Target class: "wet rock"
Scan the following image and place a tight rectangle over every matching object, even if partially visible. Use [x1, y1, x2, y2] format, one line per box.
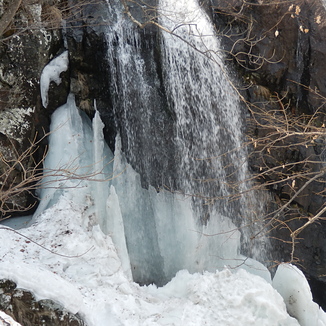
[65, 0, 116, 149]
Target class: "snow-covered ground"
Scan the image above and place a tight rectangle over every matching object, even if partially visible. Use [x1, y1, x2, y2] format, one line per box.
[0, 196, 305, 326]
[0, 311, 22, 326]
[0, 194, 325, 326]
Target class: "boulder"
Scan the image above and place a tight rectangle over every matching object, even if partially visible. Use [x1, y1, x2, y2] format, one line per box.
[0, 279, 86, 326]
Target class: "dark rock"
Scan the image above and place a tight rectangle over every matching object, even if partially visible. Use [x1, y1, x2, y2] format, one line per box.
[65, 0, 116, 149]
[0, 279, 86, 326]
[0, 0, 66, 216]
[213, 0, 326, 307]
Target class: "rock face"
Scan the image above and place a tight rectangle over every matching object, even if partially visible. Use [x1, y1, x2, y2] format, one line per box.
[0, 0, 66, 217]
[65, 0, 115, 148]
[0, 279, 85, 326]
[212, 0, 326, 307]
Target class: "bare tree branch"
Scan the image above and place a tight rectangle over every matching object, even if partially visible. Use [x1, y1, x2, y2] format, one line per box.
[0, 0, 22, 37]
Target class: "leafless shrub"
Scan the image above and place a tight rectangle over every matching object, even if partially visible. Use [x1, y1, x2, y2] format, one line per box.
[41, 4, 62, 29]
[0, 128, 116, 220]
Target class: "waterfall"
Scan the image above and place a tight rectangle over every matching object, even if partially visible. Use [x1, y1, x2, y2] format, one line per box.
[102, 0, 270, 285]
[159, 0, 247, 209]
[158, 0, 270, 264]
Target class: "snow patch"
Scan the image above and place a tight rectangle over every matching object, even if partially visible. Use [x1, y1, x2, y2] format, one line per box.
[40, 51, 69, 108]
[28, 4, 42, 23]
[0, 107, 34, 142]
[0, 311, 22, 326]
[0, 261, 83, 314]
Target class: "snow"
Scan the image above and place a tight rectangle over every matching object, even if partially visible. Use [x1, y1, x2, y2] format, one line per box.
[0, 107, 34, 142]
[0, 197, 299, 326]
[0, 311, 22, 326]
[0, 96, 325, 325]
[40, 51, 69, 108]
[273, 264, 326, 326]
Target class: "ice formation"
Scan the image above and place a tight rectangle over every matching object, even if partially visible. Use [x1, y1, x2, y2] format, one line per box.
[273, 264, 326, 326]
[0, 95, 325, 325]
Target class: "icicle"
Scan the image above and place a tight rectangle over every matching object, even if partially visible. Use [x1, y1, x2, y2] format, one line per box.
[92, 100, 108, 227]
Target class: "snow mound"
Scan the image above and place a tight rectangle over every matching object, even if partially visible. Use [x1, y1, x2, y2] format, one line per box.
[145, 268, 299, 326]
[273, 264, 326, 326]
[0, 196, 300, 326]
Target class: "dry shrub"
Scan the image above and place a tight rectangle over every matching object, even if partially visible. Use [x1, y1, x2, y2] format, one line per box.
[41, 5, 62, 29]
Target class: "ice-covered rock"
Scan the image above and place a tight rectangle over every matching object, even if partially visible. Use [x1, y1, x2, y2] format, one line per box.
[273, 264, 326, 326]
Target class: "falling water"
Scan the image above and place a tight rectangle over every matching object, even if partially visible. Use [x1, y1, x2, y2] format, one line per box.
[159, 0, 246, 207]
[104, 0, 270, 285]
[158, 0, 270, 262]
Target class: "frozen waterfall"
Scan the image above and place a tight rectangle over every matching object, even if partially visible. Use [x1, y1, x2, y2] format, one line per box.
[2, 0, 326, 324]
[35, 93, 270, 285]
[36, 0, 271, 287]
[21, 1, 326, 323]
[102, 0, 269, 285]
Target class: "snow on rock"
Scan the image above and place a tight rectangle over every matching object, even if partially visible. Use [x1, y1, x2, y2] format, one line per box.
[40, 51, 69, 108]
[0, 107, 34, 142]
[273, 264, 326, 326]
[0, 196, 123, 322]
[0, 311, 22, 326]
[0, 261, 83, 314]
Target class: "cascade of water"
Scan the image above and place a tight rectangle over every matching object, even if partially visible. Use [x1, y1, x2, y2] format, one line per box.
[104, 0, 176, 189]
[103, 0, 270, 285]
[157, 0, 270, 276]
[159, 0, 246, 205]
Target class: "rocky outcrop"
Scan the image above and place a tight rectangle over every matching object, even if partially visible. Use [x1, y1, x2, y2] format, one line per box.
[65, 0, 115, 148]
[0, 0, 66, 216]
[0, 279, 85, 326]
[213, 0, 326, 116]
[212, 0, 326, 308]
